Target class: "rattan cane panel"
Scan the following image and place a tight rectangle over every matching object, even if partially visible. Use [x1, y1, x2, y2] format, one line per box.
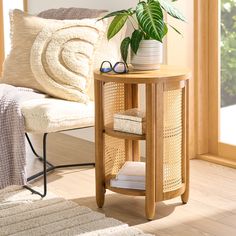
[163, 89, 183, 192]
[104, 134, 126, 177]
[103, 82, 126, 178]
[104, 82, 125, 125]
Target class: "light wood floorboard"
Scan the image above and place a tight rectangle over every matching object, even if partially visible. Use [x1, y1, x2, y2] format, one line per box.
[26, 133, 236, 236]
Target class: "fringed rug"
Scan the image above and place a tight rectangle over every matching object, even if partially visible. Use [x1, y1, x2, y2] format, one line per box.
[0, 186, 153, 236]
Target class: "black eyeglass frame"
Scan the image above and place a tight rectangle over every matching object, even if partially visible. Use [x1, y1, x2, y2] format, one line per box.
[100, 61, 129, 74]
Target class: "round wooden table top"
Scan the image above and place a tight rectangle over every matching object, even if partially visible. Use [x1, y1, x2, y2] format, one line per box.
[94, 65, 191, 84]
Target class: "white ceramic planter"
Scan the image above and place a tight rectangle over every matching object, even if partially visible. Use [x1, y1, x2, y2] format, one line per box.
[131, 40, 163, 70]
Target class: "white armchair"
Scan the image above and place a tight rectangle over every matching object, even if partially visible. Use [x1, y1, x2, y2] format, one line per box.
[1, 7, 126, 197]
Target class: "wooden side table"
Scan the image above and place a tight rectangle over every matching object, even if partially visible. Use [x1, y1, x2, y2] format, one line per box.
[94, 65, 191, 220]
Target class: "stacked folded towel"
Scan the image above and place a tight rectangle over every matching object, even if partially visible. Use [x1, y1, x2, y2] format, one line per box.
[110, 161, 145, 190]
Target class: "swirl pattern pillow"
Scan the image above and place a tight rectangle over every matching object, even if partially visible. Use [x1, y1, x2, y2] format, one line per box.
[38, 8, 127, 101]
[1, 9, 107, 103]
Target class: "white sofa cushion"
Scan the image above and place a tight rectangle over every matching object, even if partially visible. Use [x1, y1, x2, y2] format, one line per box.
[21, 98, 94, 133]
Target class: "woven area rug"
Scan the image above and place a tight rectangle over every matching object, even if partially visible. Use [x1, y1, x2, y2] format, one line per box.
[0, 186, 153, 236]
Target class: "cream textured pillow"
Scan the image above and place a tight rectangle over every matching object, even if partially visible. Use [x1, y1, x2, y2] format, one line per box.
[1, 9, 106, 103]
[38, 8, 127, 101]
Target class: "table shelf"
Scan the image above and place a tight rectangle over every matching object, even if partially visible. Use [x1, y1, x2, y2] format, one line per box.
[105, 176, 146, 197]
[104, 123, 146, 140]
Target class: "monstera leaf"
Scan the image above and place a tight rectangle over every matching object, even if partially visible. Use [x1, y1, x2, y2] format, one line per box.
[131, 30, 144, 54]
[100, 9, 133, 20]
[107, 14, 129, 40]
[158, 0, 185, 21]
[136, 0, 165, 42]
[101, 9, 135, 40]
[120, 37, 131, 63]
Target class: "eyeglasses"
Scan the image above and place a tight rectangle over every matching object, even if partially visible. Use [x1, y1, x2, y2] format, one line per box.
[100, 61, 128, 74]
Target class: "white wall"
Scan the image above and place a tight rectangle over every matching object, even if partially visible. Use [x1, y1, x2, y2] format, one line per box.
[3, 0, 24, 56]
[166, 1, 194, 69]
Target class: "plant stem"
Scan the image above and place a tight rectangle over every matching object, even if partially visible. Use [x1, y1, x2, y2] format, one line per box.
[131, 15, 147, 37]
[128, 17, 136, 30]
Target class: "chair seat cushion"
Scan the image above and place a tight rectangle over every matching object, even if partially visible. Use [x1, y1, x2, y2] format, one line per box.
[21, 98, 94, 133]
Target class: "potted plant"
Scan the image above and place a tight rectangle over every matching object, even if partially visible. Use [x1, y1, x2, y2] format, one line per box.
[101, 0, 185, 70]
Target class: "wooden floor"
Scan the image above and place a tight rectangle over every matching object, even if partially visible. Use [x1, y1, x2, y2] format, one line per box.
[27, 133, 236, 236]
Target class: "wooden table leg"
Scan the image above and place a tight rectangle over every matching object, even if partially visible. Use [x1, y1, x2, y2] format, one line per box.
[125, 84, 133, 161]
[132, 84, 140, 162]
[145, 84, 156, 220]
[95, 80, 105, 208]
[181, 80, 189, 204]
[155, 83, 164, 202]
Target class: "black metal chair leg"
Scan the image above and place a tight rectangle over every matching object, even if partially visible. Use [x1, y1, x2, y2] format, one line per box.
[24, 133, 48, 198]
[24, 133, 95, 198]
[42, 133, 48, 197]
[25, 133, 41, 158]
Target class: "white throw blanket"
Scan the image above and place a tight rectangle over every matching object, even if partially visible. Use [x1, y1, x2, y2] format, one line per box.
[0, 84, 46, 189]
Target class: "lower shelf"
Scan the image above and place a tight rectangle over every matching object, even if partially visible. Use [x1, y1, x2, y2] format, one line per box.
[105, 176, 146, 196]
[105, 178, 186, 200]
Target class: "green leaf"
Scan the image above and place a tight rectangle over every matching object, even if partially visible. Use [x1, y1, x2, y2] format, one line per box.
[131, 30, 144, 54]
[120, 37, 131, 63]
[99, 9, 133, 20]
[136, 0, 165, 42]
[158, 0, 186, 21]
[168, 24, 182, 35]
[162, 23, 168, 37]
[107, 14, 128, 40]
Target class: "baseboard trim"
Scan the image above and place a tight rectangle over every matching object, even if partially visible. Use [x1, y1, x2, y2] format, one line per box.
[197, 154, 236, 169]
